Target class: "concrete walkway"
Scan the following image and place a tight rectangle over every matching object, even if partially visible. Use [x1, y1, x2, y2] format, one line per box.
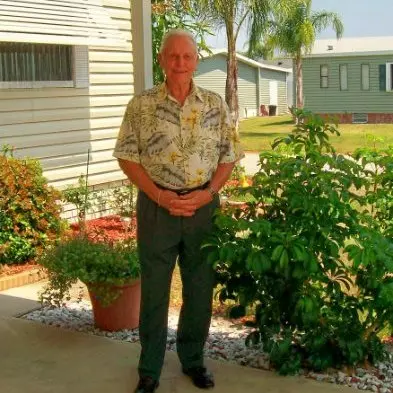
[241, 152, 260, 175]
[0, 283, 355, 393]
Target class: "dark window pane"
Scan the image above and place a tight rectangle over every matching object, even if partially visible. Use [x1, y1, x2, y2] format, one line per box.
[0, 42, 72, 82]
[391, 64, 393, 90]
[320, 65, 329, 88]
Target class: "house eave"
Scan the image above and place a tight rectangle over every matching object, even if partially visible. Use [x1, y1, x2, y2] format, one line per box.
[201, 49, 292, 74]
[0, 0, 128, 48]
[306, 50, 393, 58]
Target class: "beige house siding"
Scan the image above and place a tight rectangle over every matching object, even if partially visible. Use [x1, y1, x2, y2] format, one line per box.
[0, 0, 133, 190]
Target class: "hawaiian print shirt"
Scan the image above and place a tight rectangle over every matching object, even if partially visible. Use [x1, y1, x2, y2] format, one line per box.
[113, 81, 244, 190]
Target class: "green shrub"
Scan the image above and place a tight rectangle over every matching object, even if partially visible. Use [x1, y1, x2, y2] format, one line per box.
[205, 112, 393, 374]
[0, 147, 64, 264]
[354, 143, 393, 238]
[62, 175, 91, 232]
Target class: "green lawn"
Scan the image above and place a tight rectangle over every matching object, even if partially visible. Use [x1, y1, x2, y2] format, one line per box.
[239, 115, 393, 154]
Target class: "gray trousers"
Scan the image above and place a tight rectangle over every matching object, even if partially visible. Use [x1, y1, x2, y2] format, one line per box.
[136, 190, 220, 379]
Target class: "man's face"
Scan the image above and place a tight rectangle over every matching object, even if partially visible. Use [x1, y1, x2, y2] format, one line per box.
[158, 35, 198, 85]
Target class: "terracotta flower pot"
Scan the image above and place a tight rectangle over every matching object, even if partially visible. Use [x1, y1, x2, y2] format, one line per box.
[87, 278, 141, 331]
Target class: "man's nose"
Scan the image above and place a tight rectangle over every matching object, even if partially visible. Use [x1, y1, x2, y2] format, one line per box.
[175, 56, 184, 66]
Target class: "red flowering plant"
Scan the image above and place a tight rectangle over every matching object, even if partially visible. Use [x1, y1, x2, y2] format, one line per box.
[220, 164, 254, 210]
[0, 145, 65, 265]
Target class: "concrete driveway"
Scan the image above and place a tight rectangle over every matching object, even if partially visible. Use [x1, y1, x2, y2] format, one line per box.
[0, 285, 356, 393]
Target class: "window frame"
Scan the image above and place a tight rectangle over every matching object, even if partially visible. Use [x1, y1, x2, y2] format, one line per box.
[339, 64, 348, 91]
[361, 63, 370, 91]
[0, 43, 88, 89]
[387, 62, 393, 92]
[320, 64, 329, 88]
[0, 80, 75, 89]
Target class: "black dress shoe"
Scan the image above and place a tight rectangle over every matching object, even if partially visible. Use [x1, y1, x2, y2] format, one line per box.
[183, 366, 215, 389]
[134, 376, 159, 393]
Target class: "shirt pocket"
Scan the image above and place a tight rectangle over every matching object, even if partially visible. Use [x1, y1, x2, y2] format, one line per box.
[139, 116, 173, 159]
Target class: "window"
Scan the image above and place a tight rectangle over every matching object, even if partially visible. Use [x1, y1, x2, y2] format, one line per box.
[339, 64, 348, 90]
[320, 64, 329, 88]
[380, 63, 393, 92]
[387, 62, 393, 92]
[352, 113, 368, 124]
[0, 42, 88, 89]
[361, 64, 370, 90]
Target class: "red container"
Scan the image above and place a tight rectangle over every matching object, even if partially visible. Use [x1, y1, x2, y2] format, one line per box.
[88, 279, 141, 331]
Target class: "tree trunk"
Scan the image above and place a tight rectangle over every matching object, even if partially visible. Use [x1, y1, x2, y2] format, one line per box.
[295, 55, 304, 109]
[226, 33, 239, 126]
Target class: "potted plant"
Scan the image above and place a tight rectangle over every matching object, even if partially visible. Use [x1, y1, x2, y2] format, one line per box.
[38, 235, 141, 331]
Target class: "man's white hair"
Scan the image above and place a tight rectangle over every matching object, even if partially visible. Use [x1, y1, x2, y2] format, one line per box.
[159, 29, 198, 54]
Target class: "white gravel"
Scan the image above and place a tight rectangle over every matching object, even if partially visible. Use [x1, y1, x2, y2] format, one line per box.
[22, 301, 393, 393]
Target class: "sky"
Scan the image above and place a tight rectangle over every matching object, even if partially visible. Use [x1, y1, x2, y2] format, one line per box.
[205, 0, 393, 51]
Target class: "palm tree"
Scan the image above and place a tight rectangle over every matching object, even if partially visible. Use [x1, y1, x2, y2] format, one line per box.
[248, 0, 344, 109]
[152, 0, 212, 85]
[195, 0, 292, 125]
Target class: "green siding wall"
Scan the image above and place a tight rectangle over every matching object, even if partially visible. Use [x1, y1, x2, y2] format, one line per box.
[194, 55, 226, 100]
[259, 69, 288, 114]
[196, 54, 258, 118]
[195, 54, 289, 118]
[303, 55, 393, 113]
[238, 61, 258, 118]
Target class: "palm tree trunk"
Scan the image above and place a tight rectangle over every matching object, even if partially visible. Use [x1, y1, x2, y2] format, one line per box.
[226, 30, 239, 126]
[295, 55, 304, 109]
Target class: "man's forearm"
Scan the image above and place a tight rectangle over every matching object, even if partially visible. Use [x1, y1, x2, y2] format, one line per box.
[118, 159, 236, 214]
[210, 162, 236, 193]
[118, 159, 160, 203]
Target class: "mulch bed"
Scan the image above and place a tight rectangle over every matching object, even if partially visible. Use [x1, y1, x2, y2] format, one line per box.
[69, 215, 137, 242]
[0, 260, 40, 277]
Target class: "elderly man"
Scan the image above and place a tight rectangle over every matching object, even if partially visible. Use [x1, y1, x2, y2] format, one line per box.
[113, 29, 243, 393]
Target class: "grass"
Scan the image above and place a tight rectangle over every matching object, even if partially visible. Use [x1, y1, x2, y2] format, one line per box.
[239, 115, 393, 154]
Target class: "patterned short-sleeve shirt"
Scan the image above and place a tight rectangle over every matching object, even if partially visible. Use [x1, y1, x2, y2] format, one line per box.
[113, 81, 244, 190]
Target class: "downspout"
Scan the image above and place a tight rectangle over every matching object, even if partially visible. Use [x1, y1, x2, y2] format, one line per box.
[131, 0, 153, 93]
[256, 66, 261, 116]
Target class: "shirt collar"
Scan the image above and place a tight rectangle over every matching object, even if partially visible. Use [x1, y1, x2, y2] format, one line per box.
[157, 80, 203, 103]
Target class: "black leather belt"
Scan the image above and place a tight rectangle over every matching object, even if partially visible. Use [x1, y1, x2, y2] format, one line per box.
[156, 182, 210, 195]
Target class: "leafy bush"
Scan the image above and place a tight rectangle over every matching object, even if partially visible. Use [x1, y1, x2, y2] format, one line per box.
[0, 147, 64, 264]
[62, 175, 137, 233]
[110, 183, 136, 217]
[353, 143, 393, 238]
[62, 175, 91, 232]
[205, 112, 393, 374]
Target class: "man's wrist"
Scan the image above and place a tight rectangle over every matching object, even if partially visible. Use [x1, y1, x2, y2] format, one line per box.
[206, 185, 217, 197]
[157, 189, 163, 206]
